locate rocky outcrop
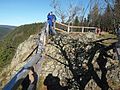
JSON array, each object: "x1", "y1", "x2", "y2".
[
  {"x1": 0, "y1": 34, "x2": 38, "y2": 88},
  {"x1": 41, "y1": 32, "x2": 120, "y2": 90},
  {"x1": 10, "y1": 35, "x2": 37, "y2": 74},
  {"x1": 1, "y1": 32, "x2": 120, "y2": 90}
]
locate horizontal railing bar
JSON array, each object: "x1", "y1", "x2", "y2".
[
  {"x1": 3, "y1": 53, "x2": 42, "y2": 90},
  {"x1": 56, "y1": 22, "x2": 96, "y2": 29},
  {"x1": 56, "y1": 22, "x2": 68, "y2": 27},
  {"x1": 3, "y1": 23, "x2": 46, "y2": 90}
]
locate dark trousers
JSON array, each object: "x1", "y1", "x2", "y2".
[{"x1": 49, "y1": 25, "x2": 56, "y2": 35}]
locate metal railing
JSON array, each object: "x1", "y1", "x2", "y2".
[
  {"x1": 2, "y1": 21, "x2": 120, "y2": 90},
  {"x1": 3, "y1": 23, "x2": 47, "y2": 90},
  {"x1": 2, "y1": 21, "x2": 97, "y2": 89}
]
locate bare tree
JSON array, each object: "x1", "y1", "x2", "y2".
[{"x1": 50, "y1": 0, "x2": 82, "y2": 23}]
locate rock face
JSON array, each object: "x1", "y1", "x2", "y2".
[
  {"x1": 10, "y1": 35, "x2": 37, "y2": 74},
  {"x1": 0, "y1": 34, "x2": 38, "y2": 88},
  {"x1": 1, "y1": 32, "x2": 120, "y2": 90},
  {"x1": 41, "y1": 32, "x2": 120, "y2": 90}
]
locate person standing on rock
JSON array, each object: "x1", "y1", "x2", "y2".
[{"x1": 47, "y1": 11, "x2": 57, "y2": 35}]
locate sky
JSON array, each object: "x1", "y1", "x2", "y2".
[{"x1": 0, "y1": 0, "x2": 91, "y2": 26}]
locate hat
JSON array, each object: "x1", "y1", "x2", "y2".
[{"x1": 50, "y1": 11, "x2": 53, "y2": 15}]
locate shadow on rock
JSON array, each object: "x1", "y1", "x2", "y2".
[{"x1": 44, "y1": 74, "x2": 68, "y2": 90}]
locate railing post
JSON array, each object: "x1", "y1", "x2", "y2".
[
  {"x1": 95, "y1": 28, "x2": 97, "y2": 34},
  {"x1": 54, "y1": 21, "x2": 56, "y2": 30},
  {"x1": 82, "y1": 27, "x2": 84, "y2": 33},
  {"x1": 115, "y1": 31, "x2": 120, "y2": 62},
  {"x1": 46, "y1": 22, "x2": 49, "y2": 36},
  {"x1": 67, "y1": 23, "x2": 70, "y2": 33}
]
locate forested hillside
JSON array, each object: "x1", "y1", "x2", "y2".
[
  {"x1": 0, "y1": 23, "x2": 44, "y2": 71},
  {"x1": 0, "y1": 25, "x2": 16, "y2": 39}
]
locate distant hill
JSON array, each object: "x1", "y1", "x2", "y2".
[
  {"x1": 0, "y1": 25, "x2": 16, "y2": 29},
  {"x1": 0, "y1": 25, "x2": 16, "y2": 39},
  {"x1": 0, "y1": 23, "x2": 44, "y2": 71}
]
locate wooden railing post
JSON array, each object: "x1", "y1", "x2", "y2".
[
  {"x1": 54, "y1": 21, "x2": 56, "y2": 30},
  {"x1": 82, "y1": 27, "x2": 84, "y2": 33},
  {"x1": 46, "y1": 22, "x2": 49, "y2": 36},
  {"x1": 95, "y1": 28, "x2": 97, "y2": 33},
  {"x1": 55, "y1": 21, "x2": 97, "y2": 33},
  {"x1": 115, "y1": 34, "x2": 120, "y2": 62},
  {"x1": 67, "y1": 23, "x2": 70, "y2": 33}
]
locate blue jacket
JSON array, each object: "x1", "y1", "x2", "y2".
[
  {"x1": 47, "y1": 13, "x2": 56, "y2": 26},
  {"x1": 47, "y1": 14, "x2": 53, "y2": 26}
]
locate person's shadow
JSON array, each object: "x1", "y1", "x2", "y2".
[{"x1": 44, "y1": 74, "x2": 68, "y2": 90}]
